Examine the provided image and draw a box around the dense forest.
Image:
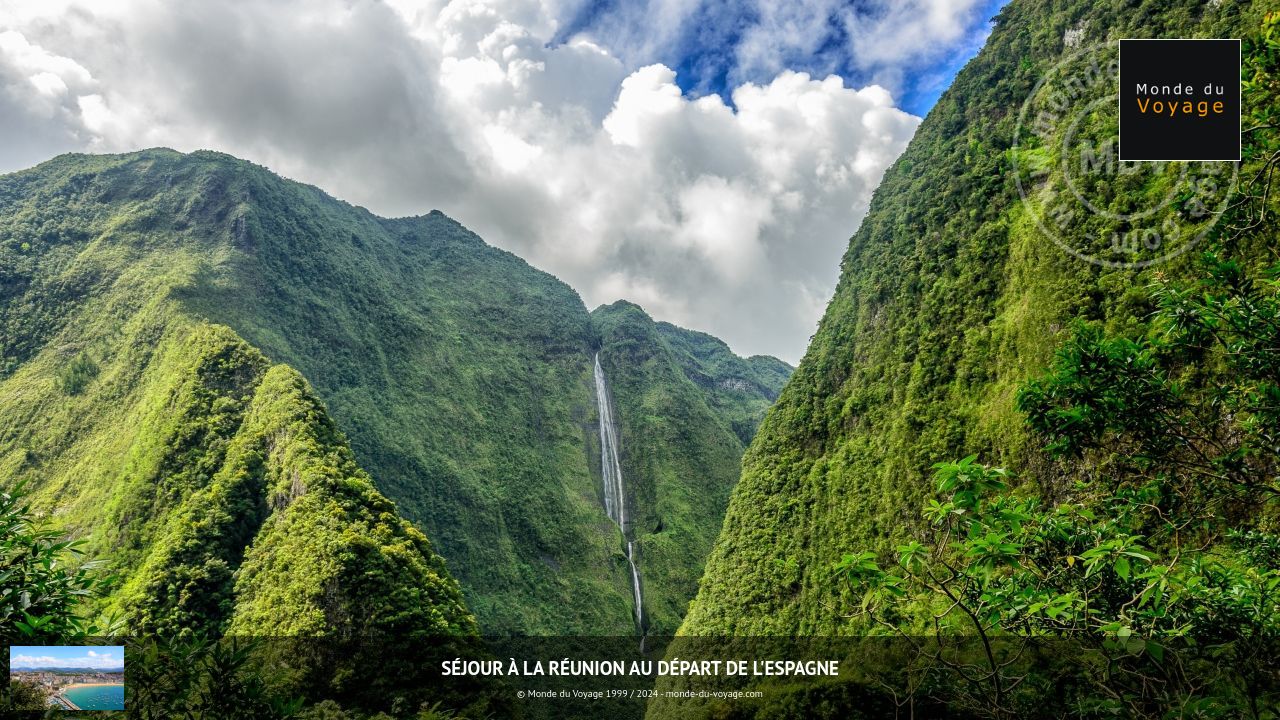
[685,0,1278,636]
[673,0,1280,717]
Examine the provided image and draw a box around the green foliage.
[293,702,352,720]
[0,481,119,642]
[227,365,475,638]
[57,351,98,395]
[653,319,790,445]
[87,330,477,640]
[830,191,1280,716]
[129,635,303,720]
[683,0,1280,637]
[0,145,779,638]
[0,320,478,713]
[4,678,50,712]
[0,147,616,633]
[1019,262,1280,507]
[838,457,1279,717]
[1238,11,1280,233]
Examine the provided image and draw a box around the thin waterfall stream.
[593,353,646,643]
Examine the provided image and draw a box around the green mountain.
[681,0,1280,636]
[0,149,789,636]
[592,301,790,633]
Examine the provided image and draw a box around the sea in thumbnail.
[61,683,125,710]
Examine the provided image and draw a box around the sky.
[0,0,1004,364]
[9,646,125,670]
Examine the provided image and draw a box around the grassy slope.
[0,150,788,635]
[681,0,1279,635]
[0,297,475,636]
[655,321,792,447]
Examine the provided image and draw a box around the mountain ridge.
[0,147,790,636]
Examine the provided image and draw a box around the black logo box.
[1119,38,1240,162]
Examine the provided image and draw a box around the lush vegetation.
[0,482,120,643]
[828,240,1280,716]
[0,145,785,638]
[2,486,118,714]
[0,339,486,716]
[653,319,791,446]
[670,2,1280,717]
[0,492,485,717]
[0,145,788,716]
[103,336,477,640]
[0,314,475,643]
[592,302,788,634]
[683,0,1280,637]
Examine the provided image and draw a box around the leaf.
[1145,641,1164,663]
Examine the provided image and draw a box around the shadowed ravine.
[593,352,647,645]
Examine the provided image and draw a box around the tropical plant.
[5,678,50,712]
[0,481,119,642]
[835,249,1280,718]
[129,635,304,720]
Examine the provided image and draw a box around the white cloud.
[0,27,100,168]
[730,0,991,81]
[11,655,58,665]
[837,0,994,92]
[0,0,923,363]
[841,0,989,67]
[11,652,122,669]
[559,0,995,102]
[522,66,917,359]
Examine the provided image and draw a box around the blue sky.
[9,646,124,670]
[555,0,1009,116]
[0,0,1008,363]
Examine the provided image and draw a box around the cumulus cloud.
[0,27,99,169]
[11,651,123,669]
[836,0,996,93]
[733,0,992,80]
[560,0,997,106]
[0,0,923,363]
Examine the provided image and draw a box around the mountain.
[0,149,789,636]
[592,301,790,633]
[681,0,1279,636]
[654,320,793,448]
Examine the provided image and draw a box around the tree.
[6,678,50,712]
[833,257,1280,717]
[0,481,119,643]
[128,635,305,720]
[836,452,1279,718]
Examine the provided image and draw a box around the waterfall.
[594,353,646,639]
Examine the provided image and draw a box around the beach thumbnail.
[8,646,124,711]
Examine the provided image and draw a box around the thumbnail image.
[8,646,125,711]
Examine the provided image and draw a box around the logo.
[1013,42,1238,268]
[1119,39,1241,161]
